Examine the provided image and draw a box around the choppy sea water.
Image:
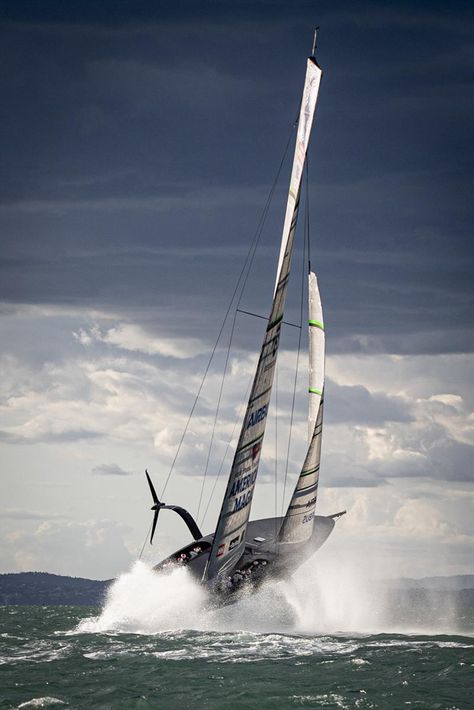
[1,562,473,709]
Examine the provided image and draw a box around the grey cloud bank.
[0,0,472,577]
[1,0,472,354]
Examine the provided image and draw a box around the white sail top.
[308,271,325,441]
[203,57,323,583]
[278,271,325,545]
[274,59,322,294]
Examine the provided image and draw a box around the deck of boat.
[152,514,335,581]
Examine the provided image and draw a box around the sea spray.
[76,555,461,637]
[77,561,208,634]
[283,554,388,635]
[76,561,296,635]
[283,549,461,635]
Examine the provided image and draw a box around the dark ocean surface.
[1,564,473,709]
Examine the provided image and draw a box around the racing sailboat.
[145,40,345,599]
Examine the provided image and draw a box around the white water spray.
[77,552,461,636]
[77,562,208,634]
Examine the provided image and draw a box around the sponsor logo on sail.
[252,442,262,461]
[246,404,268,430]
[230,470,257,498]
[217,543,225,557]
[232,490,252,513]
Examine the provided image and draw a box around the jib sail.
[279,271,325,544]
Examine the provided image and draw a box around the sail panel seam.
[266,314,283,331]
[292,482,319,498]
[300,464,320,477]
[236,432,265,453]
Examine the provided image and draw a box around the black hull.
[152,515,335,602]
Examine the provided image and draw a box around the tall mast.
[203,54,322,584]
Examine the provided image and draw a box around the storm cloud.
[0,0,472,577]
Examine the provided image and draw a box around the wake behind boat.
[143,36,345,602]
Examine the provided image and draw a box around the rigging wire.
[199,134,312,534]
[199,368,254,529]
[193,124,297,522]
[280,163,310,513]
[237,308,301,329]
[196,308,238,522]
[196,191,271,522]
[138,519,153,560]
[159,126,294,501]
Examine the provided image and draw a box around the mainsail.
[203,57,322,583]
[278,271,325,544]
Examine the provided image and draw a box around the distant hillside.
[1,571,473,607]
[395,575,474,591]
[0,572,112,606]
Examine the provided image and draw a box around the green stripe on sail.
[237,432,264,453]
[300,465,320,477]
[309,387,322,395]
[308,319,324,330]
[267,313,283,331]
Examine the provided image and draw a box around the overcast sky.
[0,0,473,580]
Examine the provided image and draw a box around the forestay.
[278,271,325,545]
[203,57,322,583]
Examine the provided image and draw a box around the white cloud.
[0,508,68,521]
[393,499,454,540]
[102,323,205,359]
[0,183,268,216]
[74,321,207,359]
[1,307,473,577]
[92,463,132,476]
[2,519,133,579]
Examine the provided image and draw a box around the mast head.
[311,27,320,58]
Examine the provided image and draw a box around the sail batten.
[203,58,322,583]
